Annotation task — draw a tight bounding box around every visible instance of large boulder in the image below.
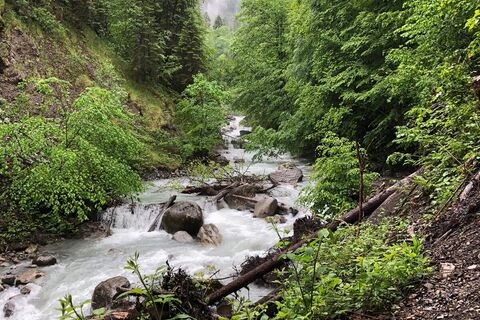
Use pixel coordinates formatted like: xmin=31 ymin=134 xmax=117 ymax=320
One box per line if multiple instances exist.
xmin=254 ymin=197 xmax=278 ymax=218
xmin=172 ymin=231 xmax=195 ymax=243
xmin=16 ymin=269 xmax=44 ymax=285
xmin=269 ymin=164 xmax=303 ymax=185
xmin=197 ymin=224 xmax=223 ymax=246
xmin=32 ymin=254 xmax=56 ymax=267
xmin=213 ymin=153 xmax=229 ymax=166
xmin=92 ymin=276 xmax=131 ymax=311
xmin=1 ymin=274 xmax=16 ymax=286
xmin=224 ymin=184 xmax=257 ymax=210
xmin=160 ymin=202 xmax=204 ymax=237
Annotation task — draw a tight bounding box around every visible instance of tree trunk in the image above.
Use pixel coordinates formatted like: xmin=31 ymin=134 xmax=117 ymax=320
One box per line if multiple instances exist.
xmin=147 ymin=195 xmax=177 ymax=232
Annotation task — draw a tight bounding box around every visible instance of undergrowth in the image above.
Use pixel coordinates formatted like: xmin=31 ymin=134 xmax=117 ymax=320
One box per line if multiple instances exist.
xmin=230 ymin=221 xmax=431 ymax=320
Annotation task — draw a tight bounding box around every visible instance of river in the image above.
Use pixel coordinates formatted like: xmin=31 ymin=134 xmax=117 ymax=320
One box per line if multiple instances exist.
xmin=0 ymin=116 xmax=311 ymax=319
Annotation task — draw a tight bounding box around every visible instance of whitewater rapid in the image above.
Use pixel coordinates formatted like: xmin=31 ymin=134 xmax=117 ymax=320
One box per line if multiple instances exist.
xmin=0 ymin=116 xmax=310 ymax=319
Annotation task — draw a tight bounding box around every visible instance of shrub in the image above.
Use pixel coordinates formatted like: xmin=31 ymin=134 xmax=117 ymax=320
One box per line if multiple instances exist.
xmin=299 ymin=132 xmax=379 ymax=221
xmin=176 ymin=74 xmax=227 ymax=159
xmin=0 ymin=80 xmax=145 ymax=233
xmin=274 ymin=222 xmax=430 ymax=319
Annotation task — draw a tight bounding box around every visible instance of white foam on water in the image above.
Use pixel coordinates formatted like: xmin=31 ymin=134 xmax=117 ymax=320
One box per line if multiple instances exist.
xmin=0 ymin=116 xmax=310 ymax=320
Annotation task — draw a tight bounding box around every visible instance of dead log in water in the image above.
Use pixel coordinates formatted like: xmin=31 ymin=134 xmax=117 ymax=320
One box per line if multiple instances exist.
xmin=206 ymin=171 xmax=420 ymax=304
xmin=147 ymin=195 xmax=177 ymax=232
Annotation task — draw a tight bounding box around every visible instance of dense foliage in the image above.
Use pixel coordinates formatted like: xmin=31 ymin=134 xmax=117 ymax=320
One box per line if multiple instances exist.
xmin=6 ymin=0 xmax=207 ymax=91
xmin=232 ymin=0 xmax=292 ymax=129
xmin=300 ymin=133 xmax=379 ymax=219
xmin=233 ymin=0 xmax=480 ymax=206
xmin=274 ymin=223 xmax=429 ymax=319
xmin=176 ymin=74 xmax=227 ymax=158
xmin=0 ymin=0 xmax=221 ymax=244
xmin=0 ymin=79 xmax=145 ymax=237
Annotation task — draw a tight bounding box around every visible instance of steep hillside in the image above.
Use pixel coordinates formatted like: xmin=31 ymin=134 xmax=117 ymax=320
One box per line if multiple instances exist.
xmin=0 ymin=1 xmax=223 ymax=247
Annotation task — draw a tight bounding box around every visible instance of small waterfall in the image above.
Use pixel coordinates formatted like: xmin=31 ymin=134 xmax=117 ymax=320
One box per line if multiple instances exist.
xmin=101 ymin=203 xmax=164 ymax=230
xmin=0 ymin=115 xmax=312 ymax=320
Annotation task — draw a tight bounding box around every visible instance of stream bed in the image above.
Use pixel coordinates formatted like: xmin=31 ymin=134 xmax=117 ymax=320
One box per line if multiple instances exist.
xmin=0 ymin=116 xmax=311 ymax=320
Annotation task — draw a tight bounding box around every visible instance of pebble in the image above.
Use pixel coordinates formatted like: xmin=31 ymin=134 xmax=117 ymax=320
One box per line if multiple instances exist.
xmin=25 ymin=244 xmax=38 ymax=255
xmin=467 ymin=265 xmax=478 ymax=270
xmin=440 ymin=263 xmax=456 ymax=278
xmin=424 ymin=282 xmax=434 ymax=290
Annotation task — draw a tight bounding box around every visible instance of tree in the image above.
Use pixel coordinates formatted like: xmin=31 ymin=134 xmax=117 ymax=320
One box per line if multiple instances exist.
xmin=102 ymin=0 xmax=206 ymax=89
xmin=176 ymin=74 xmax=227 ymax=158
xmin=232 ymin=0 xmax=292 ymax=129
xmin=213 ymin=15 xmax=224 ymax=29
xmin=0 ymin=79 xmax=145 ymax=231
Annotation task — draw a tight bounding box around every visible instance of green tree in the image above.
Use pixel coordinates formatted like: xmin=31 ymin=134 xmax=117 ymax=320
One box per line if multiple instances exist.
xmin=0 ymin=80 xmax=144 ymax=233
xmin=300 ymin=133 xmax=378 ymax=220
xmin=232 ymin=0 xmax=293 ymax=129
xmin=213 ymin=15 xmax=224 ymax=29
xmin=387 ymin=0 xmax=480 ymax=204
xmin=176 ymin=74 xmax=227 ymax=158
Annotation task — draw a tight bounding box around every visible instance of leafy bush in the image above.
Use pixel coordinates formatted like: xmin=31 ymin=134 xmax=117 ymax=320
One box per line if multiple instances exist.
xmin=176 ymin=74 xmax=227 ymax=159
xmin=30 ymin=7 xmax=66 ymax=36
xmin=300 ymin=132 xmax=379 ymax=220
xmin=273 ymin=223 xmax=430 ymax=319
xmin=0 ymin=79 xmax=145 ymax=234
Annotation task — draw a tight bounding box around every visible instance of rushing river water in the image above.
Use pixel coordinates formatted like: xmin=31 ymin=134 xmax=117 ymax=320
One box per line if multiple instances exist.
xmin=0 ymin=116 xmax=311 ymax=320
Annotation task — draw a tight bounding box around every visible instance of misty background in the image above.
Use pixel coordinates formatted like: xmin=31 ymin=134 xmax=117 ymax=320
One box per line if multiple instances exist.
xmin=201 ymin=0 xmax=241 ymax=28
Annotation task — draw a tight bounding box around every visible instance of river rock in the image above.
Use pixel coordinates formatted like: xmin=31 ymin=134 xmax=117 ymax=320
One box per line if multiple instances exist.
xmin=172 ymin=231 xmax=195 ymax=243
xmin=266 ymin=215 xmax=287 ymax=224
xmin=197 ymin=224 xmax=223 ymax=246
xmin=3 ymin=300 xmax=15 ymax=318
xmin=224 ymin=184 xmax=257 ymax=210
xmin=20 ymin=285 xmax=31 ymax=295
xmin=254 ymin=196 xmax=278 ymax=218
xmin=233 ymin=157 xmax=245 ymax=164
xmin=91 ymin=276 xmax=131 ymax=311
xmin=1 ymin=274 xmax=16 ymax=286
xmin=269 ymin=164 xmax=303 ymax=185
xmin=0 ymin=284 xmax=4 ymax=292
xmin=25 ymin=244 xmax=38 ymax=255
xmin=239 ymin=129 xmax=252 ymax=136
xmin=16 ymin=269 xmax=44 ymax=285
xmin=32 ymin=254 xmax=56 ymax=267
xmin=161 ymin=202 xmax=204 ymax=237
xmin=213 ymin=154 xmax=229 ymax=166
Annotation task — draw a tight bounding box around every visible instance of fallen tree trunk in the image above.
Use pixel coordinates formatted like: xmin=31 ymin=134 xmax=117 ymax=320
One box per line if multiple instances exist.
xmin=210 ymin=182 xmax=241 ymax=203
xmin=182 ymin=183 xmax=230 ymax=195
xmin=206 ymin=171 xmax=420 ymax=304
xmin=147 ymin=195 xmax=176 ymax=232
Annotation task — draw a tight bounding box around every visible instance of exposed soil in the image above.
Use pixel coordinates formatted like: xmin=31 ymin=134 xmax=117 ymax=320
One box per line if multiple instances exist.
xmin=391 ymin=181 xmax=480 ymax=319
xmin=355 ymin=175 xmax=480 ymax=319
